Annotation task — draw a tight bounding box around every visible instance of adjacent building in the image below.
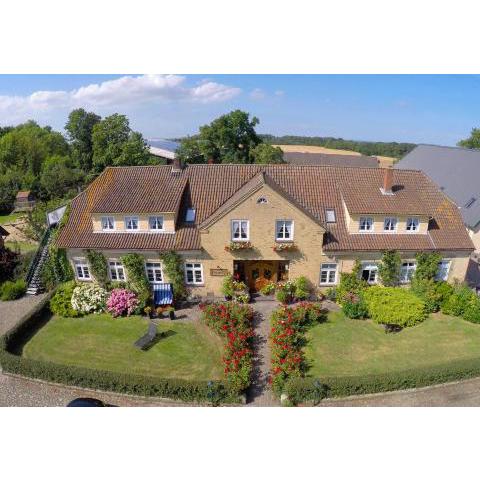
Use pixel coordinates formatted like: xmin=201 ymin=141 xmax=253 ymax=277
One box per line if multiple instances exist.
xmin=283 ymin=151 xmax=379 ymax=168
xmin=56 ymin=161 xmax=474 ymax=297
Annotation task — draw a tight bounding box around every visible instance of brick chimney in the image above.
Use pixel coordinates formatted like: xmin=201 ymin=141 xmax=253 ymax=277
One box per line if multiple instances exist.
xmin=381 ymin=167 xmax=394 ymax=195
xmin=171 ymin=155 xmax=183 ymax=173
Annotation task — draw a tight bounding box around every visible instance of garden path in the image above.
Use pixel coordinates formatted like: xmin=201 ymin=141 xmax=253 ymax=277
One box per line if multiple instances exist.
xmin=0 ymin=293 xmax=49 ymax=336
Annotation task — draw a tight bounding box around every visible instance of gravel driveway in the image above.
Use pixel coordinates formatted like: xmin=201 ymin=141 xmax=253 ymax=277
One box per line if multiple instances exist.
xmin=0 ymin=293 xmax=49 ymax=335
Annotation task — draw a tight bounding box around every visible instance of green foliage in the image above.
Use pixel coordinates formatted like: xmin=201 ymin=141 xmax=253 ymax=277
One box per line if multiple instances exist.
xmin=463 ymin=298 xmax=480 ymax=324
xmin=458 ymin=128 xmax=480 ymax=149
xmin=121 ymin=253 xmax=150 ymax=309
xmin=251 ymin=143 xmax=285 ymax=164
xmin=342 ymin=293 xmax=369 ymax=319
xmin=284 ymin=378 xmax=328 ymax=405
xmin=159 ymin=251 xmax=187 ymax=300
xmin=0 ymin=246 xmax=20 ymax=283
xmin=85 ymin=250 xmax=108 ymax=287
xmin=441 ymin=284 xmax=476 ymax=317
xmin=39 ymin=155 xmax=83 ymax=200
xmin=0 ymin=170 xmax=22 ymax=212
xmin=41 ymin=246 xmax=74 ymax=291
xmin=260 ymin=282 xmax=276 ymax=295
xmin=410 ymin=279 xmax=453 ymax=313
xmin=176 ymin=110 xmax=261 ymax=164
xmin=0 ymin=279 xmax=26 ymax=301
xmin=260 ymin=134 xmax=415 ymax=159
xmin=221 ymin=275 xmax=234 ymax=297
xmin=325 ymin=287 xmax=337 ymax=301
xmin=24 ymin=198 xmax=66 ymax=241
xmin=378 ymin=250 xmax=401 ymax=286
xmin=363 ymin=286 xmax=427 ymax=327
xmin=414 ymin=252 xmax=442 ymax=281
xmin=336 ymin=260 xmax=366 ymax=305
xmin=293 ymin=276 xmax=310 ymax=300
xmin=49 ymin=281 xmax=79 ymax=317
xmin=275 ymin=281 xmax=295 ymax=304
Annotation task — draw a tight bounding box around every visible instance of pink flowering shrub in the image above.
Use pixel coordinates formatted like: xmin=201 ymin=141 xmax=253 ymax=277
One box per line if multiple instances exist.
xmin=106 ymin=288 xmax=139 ymax=317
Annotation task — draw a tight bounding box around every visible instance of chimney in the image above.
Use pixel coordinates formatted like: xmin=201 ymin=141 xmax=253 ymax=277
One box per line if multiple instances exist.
xmin=381 ymin=167 xmax=394 ymax=195
xmin=171 ymin=155 xmax=183 ymax=173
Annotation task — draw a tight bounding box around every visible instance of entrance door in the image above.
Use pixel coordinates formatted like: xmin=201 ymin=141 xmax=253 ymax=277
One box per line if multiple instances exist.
xmin=245 ymin=261 xmax=276 ymax=292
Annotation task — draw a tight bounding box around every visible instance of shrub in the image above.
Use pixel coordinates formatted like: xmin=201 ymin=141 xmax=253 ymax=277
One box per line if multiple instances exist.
xmin=463 ymin=298 xmax=480 ymax=324
xmin=221 ymin=275 xmax=235 ymax=298
xmin=411 ymin=279 xmax=453 ymax=313
xmin=0 ymin=279 xmax=26 ymax=301
xmin=378 ymin=250 xmax=401 ymax=286
xmin=200 ymin=302 xmax=254 ymax=393
xmin=342 ymin=293 xmax=369 ymax=319
xmin=159 ymin=251 xmax=187 ymax=300
xmin=293 ymin=276 xmax=310 ymax=300
xmin=325 ymin=287 xmax=337 ymax=301
xmin=85 ymin=250 xmax=108 ymax=287
xmin=284 ymin=377 xmax=328 ymax=405
xmin=275 ymin=281 xmax=295 ymax=304
xmin=0 ymin=246 xmax=20 ymax=283
xmin=71 ymin=283 xmax=107 ymax=314
xmin=49 ymin=281 xmax=79 ymax=317
xmin=121 ymin=253 xmax=150 ymax=311
xmin=106 ymin=288 xmax=139 ymax=317
xmin=260 ymin=282 xmax=276 ymax=295
xmin=414 ymin=252 xmax=442 ymax=281
xmin=441 ymin=284 xmax=476 ymax=317
xmin=363 ymin=286 xmax=426 ymax=327
xmin=41 ymin=245 xmax=74 ymax=291
xmin=336 ymin=260 xmax=367 ymax=305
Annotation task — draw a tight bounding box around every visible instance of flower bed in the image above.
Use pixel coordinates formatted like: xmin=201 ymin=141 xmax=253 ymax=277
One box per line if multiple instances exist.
xmin=200 ymin=302 xmax=255 ymax=393
xmin=106 ymin=288 xmax=139 ymax=317
xmin=270 ymin=302 xmax=325 ymax=394
xmin=225 ymin=241 xmax=253 ymax=252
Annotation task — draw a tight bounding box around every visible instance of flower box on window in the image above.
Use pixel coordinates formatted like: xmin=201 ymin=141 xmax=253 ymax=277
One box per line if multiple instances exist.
xmin=225 ymin=241 xmax=253 ymax=252
xmin=273 ymin=242 xmax=297 ymax=252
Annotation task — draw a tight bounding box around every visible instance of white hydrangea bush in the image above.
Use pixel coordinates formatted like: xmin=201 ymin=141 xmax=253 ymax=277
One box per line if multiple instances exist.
xmin=71 ymin=283 xmax=108 ymax=314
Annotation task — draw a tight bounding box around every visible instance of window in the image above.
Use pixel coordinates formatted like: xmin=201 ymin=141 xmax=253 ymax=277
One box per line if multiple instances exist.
xmin=185 ymin=208 xmax=196 ymax=222
xmin=149 ymin=216 xmax=164 ymax=231
xmin=400 ymin=262 xmax=416 ymax=283
xmin=74 ymin=259 xmax=90 ymax=280
xmin=185 ymin=263 xmax=203 ymax=284
xmin=231 ymin=220 xmax=249 ymax=241
xmin=406 ymin=217 xmax=419 ymax=232
xmin=257 ymin=197 xmax=268 ymax=204
xmin=125 ymin=216 xmax=139 ymax=230
xmin=101 ymin=216 xmax=115 ymax=231
xmin=361 ymin=262 xmax=378 ymax=284
xmin=145 ymin=262 xmax=163 ymax=283
xmin=276 ymin=220 xmax=294 ymax=241
xmin=359 ymin=217 xmax=374 ymax=232
xmin=436 ymin=260 xmax=451 ymax=281
xmin=325 ymin=209 xmax=336 ymax=223
xmin=109 ymin=261 xmax=125 ymax=281
xmin=383 ymin=217 xmax=397 ymax=232
xmin=320 ymin=263 xmax=337 ymax=285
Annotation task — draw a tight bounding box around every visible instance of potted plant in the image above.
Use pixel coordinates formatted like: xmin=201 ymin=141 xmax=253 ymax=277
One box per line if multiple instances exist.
xmin=225 ymin=241 xmax=253 ymax=252
xmin=156 ymin=306 xmax=167 ymax=318
xmin=168 ymin=306 xmax=176 ymax=320
xmin=273 ymin=243 xmax=297 ymax=253
xmin=221 ymin=275 xmax=235 ymax=300
xmin=144 ymin=306 xmax=153 ymax=319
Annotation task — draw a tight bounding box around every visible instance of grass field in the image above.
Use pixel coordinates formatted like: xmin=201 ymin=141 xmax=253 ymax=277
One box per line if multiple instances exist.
xmin=5 ymin=241 xmax=38 ymax=254
xmin=23 ymin=314 xmax=224 ymax=381
xmin=0 ymin=212 xmax=24 ymax=225
xmin=305 ymin=311 xmax=480 ymax=377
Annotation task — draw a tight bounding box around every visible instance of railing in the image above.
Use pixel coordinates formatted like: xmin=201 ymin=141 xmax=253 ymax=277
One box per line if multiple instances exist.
xmin=25 ymin=227 xmax=54 ymax=286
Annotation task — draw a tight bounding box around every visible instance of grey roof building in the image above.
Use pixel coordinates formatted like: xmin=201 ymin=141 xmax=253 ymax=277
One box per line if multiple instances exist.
xmin=397 ymin=144 xmax=480 ymax=229
xmin=283 ymin=151 xmax=379 ymax=168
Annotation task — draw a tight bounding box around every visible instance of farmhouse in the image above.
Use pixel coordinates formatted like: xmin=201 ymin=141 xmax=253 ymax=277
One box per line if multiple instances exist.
xmin=55 ymin=160 xmax=474 ymax=297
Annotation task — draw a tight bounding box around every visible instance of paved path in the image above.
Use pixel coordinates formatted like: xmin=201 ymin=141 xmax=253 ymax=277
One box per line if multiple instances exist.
xmin=0 ymin=293 xmax=49 ymax=335
xmin=247 ymin=300 xmax=279 ymax=406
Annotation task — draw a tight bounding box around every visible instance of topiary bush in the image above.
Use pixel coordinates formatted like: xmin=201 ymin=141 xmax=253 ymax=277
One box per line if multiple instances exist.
xmin=49 ymin=281 xmax=79 ymax=317
xmin=0 ymin=279 xmax=26 ymax=301
xmin=363 ymin=286 xmax=427 ymax=327
xmin=378 ymin=250 xmax=401 ymax=286
xmin=284 ymin=377 xmax=328 ymax=405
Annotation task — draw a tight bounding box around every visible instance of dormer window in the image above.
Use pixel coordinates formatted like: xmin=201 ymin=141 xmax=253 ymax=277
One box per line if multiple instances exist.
xmin=149 ymin=216 xmax=164 ymax=231
xmin=101 ymin=216 xmax=115 ymax=231
xmin=325 ymin=209 xmax=336 ymax=223
xmin=185 ymin=208 xmax=196 ymax=223
xmin=359 ymin=217 xmax=373 ymax=232
xmin=125 ymin=216 xmax=139 ymax=230
xmin=383 ymin=217 xmax=397 ymax=232
xmin=406 ymin=217 xmax=419 ymax=232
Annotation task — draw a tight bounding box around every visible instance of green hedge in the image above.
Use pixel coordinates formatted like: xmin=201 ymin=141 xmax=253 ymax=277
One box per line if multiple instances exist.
xmin=0 ymin=307 xmax=238 ymax=405
xmin=285 ymin=357 xmax=480 ymax=403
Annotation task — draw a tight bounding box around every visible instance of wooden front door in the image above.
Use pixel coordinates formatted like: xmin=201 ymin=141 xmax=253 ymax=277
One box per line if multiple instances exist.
xmin=245 ymin=261 xmax=277 ymax=292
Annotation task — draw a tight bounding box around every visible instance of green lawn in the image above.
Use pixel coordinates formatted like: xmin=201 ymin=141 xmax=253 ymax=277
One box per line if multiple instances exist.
xmin=5 ymin=241 xmax=38 ymax=254
xmin=0 ymin=212 xmax=23 ymax=225
xmin=23 ymin=314 xmax=224 ymax=381
xmin=305 ymin=311 xmax=480 ymax=377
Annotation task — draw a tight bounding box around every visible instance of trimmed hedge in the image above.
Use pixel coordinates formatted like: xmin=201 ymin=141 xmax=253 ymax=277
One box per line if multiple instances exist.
xmin=0 ymin=307 xmax=237 ymax=405
xmin=285 ymin=357 xmax=480 ymax=403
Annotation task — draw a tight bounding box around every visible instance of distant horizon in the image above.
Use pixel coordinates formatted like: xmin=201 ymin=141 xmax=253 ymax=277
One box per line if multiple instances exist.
xmin=1 ymin=74 xmax=479 ymax=146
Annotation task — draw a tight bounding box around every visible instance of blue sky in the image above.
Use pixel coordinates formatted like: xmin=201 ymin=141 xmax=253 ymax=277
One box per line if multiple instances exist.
xmin=0 ymin=74 xmax=478 ymax=145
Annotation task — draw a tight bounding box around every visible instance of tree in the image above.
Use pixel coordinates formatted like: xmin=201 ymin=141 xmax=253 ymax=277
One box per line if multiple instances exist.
xmin=251 ymin=143 xmax=285 ymax=164
xmin=458 ymin=128 xmax=480 ymax=149
xmin=175 ymin=136 xmax=204 ymax=164
xmin=91 ymin=114 xmax=150 ymax=172
xmin=378 ymin=250 xmax=401 ymax=286
xmin=0 ymin=170 xmax=21 ymax=212
xmin=65 ymin=108 xmax=101 ymax=172
xmin=177 ymin=110 xmax=261 ymax=164
xmin=39 ymin=155 xmax=84 ymax=200
xmin=23 ymin=198 xmax=67 ymax=241
xmin=414 ymin=252 xmax=442 ymax=281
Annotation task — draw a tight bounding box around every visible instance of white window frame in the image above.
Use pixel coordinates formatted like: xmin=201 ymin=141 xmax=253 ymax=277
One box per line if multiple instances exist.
xmin=325 ymin=209 xmax=336 ymax=223
xmin=101 ymin=216 xmax=115 ymax=231
xmin=359 ymin=217 xmax=374 ymax=232
xmin=231 ymin=220 xmax=249 ymax=242
xmin=74 ymin=259 xmax=91 ymax=281
xmin=436 ymin=260 xmax=451 ymax=281
xmin=383 ymin=217 xmax=398 ymax=232
xmin=185 ymin=263 xmax=204 ymax=285
xmin=148 ymin=216 xmax=164 ymax=231
xmin=360 ymin=262 xmax=378 ymax=284
xmin=320 ymin=263 xmax=337 ymax=285
xmin=109 ymin=260 xmax=126 ymax=281
xmin=400 ymin=261 xmax=416 ymax=284
xmin=124 ymin=216 xmax=139 ymax=231
xmin=145 ymin=261 xmax=163 ymax=284
xmin=406 ymin=217 xmax=420 ymax=233
xmin=275 ymin=220 xmax=294 ymax=241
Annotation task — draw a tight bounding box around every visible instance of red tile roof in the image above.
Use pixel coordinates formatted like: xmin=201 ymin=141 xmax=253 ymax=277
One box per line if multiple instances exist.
xmin=56 ymin=164 xmax=474 ymax=253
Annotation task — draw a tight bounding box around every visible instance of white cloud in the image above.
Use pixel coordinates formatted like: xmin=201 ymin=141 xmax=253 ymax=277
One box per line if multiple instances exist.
xmin=0 ymin=74 xmax=241 ymax=123
xmin=274 ymin=89 xmax=285 ymax=97
xmin=250 ymin=88 xmax=266 ymax=100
